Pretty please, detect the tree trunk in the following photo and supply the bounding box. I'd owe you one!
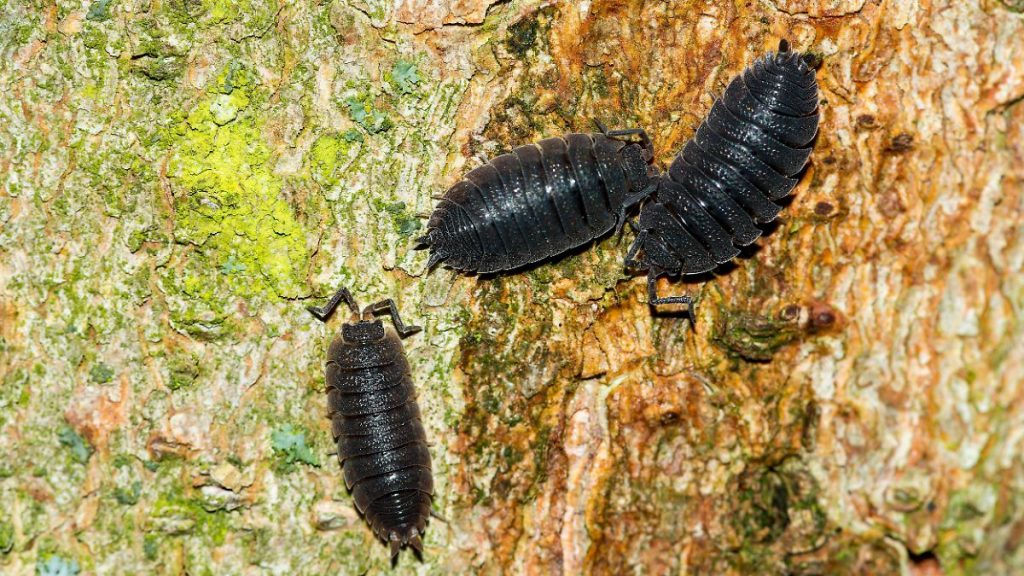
[2,0,1023,574]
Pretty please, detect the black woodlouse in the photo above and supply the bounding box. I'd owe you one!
[416,124,659,274]
[626,40,820,311]
[308,287,434,560]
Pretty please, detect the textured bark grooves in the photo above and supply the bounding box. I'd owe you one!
[1,0,1023,575]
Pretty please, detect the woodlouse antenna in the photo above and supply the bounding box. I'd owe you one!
[307,285,360,322]
[365,298,422,337]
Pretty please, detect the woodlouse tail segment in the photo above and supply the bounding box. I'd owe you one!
[307,285,360,322]
[414,231,448,272]
[800,51,823,70]
[366,298,422,338]
[409,533,424,555]
[425,251,446,271]
[776,38,822,70]
[413,232,431,250]
[389,535,402,562]
[387,528,424,562]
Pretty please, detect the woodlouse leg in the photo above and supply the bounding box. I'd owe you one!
[615,180,659,237]
[647,272,696,321]
[623,226,647,270]
[593,119,654,160]
[366,299,422,337]
[307,286,360,322]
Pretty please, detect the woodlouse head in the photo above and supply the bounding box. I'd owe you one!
[308,286,421,339]
[342,320,386,343]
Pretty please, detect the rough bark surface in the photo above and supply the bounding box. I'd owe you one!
[2,0,1023,574]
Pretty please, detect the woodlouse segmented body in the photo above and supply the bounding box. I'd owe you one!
[626,40,820,310]
[417,126,659,274]
[308,287,433,560]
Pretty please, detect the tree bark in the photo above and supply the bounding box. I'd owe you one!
[1,0,1023,574]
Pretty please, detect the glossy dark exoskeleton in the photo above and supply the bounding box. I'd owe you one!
[308,287,433,560]
[416,124,659,274]
[626,40,820,312]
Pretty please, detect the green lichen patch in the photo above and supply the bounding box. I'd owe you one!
[0,368,30,426]
[200,0,277,29]
[505,11,546,57]
[113,481,143,506]
[148,498,232,544]
[58,426,93,465]
[344,94,393,135]
[130,38,185,82]
[1001,0,1024,13]
[732,469,792,546]
[204,0,246,23]
[166,352,201,391]
[89,362,115,384]
[724,460,830,573]
[0,521,13,554]
[937,484,998,566]
[36,555,80,576]
[712,308,803,362]
[166,67,308,300]
[389,60,420,95]
[270,425,320,472]
[86,0,114,22]
[375,200,422,238]
[143,467,237,546]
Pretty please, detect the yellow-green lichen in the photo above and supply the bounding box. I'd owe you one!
[309,133,357,187]
[167,66,308,300]
[0,521,13,554]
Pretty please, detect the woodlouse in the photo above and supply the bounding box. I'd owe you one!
[626,40,820,311]
[308,287,434,560]
[416,124,659,274]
